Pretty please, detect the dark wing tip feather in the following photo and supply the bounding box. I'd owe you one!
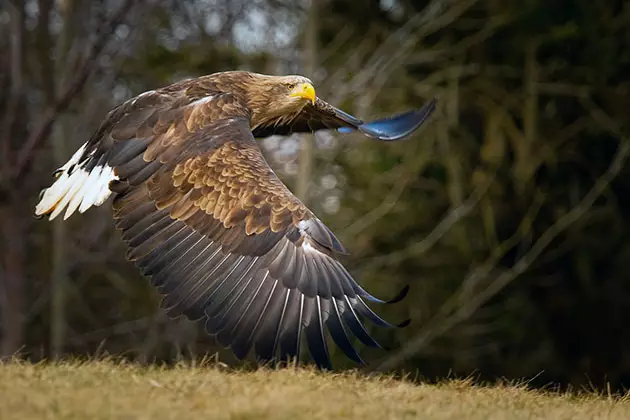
[353,282,409,305]
[386,284,409,304]
[397,318,411,328]
[338,97,438,141]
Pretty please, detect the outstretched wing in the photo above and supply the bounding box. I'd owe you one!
[112,116,407,369]
[252,96,438,142]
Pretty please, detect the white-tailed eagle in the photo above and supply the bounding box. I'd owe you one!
[35,71,436,369]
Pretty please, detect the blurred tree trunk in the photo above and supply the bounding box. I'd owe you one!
[443,66,463,205]
[0,0,27,358]
[50,0,78,360]
[514,39,540,193]
[50,131,69,359]
[477,106,504,248]
[296,0,318,202]
[440,69,471,257]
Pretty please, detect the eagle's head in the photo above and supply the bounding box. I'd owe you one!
[245,73,316,128]
[283,75,317,105]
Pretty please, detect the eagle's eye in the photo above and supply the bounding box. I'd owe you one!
[286,82,297,90]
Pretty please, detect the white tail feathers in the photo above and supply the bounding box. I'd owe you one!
[34,143,118,220]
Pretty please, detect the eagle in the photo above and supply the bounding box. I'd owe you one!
[34,71,436,369]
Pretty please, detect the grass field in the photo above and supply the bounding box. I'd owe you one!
[1,361,629,419]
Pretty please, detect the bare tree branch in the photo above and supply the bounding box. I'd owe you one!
[363,170,496,271]
[342,176,411,238]
[11,0,140,180]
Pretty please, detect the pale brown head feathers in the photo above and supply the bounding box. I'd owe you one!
[241,73,316,129]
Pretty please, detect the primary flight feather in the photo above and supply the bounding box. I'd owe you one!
[34,71,436,369]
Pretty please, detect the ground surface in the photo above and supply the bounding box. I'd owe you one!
[1,361,629,419]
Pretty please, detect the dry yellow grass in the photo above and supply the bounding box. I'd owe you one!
[1,361,629,419]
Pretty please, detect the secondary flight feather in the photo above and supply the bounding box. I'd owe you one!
[34,71,436,369]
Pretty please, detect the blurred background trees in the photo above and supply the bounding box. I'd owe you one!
[2,0,630,391]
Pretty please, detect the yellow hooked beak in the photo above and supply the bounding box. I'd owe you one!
[290,82,316,105]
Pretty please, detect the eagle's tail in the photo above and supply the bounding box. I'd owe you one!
[34,142,117,221]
